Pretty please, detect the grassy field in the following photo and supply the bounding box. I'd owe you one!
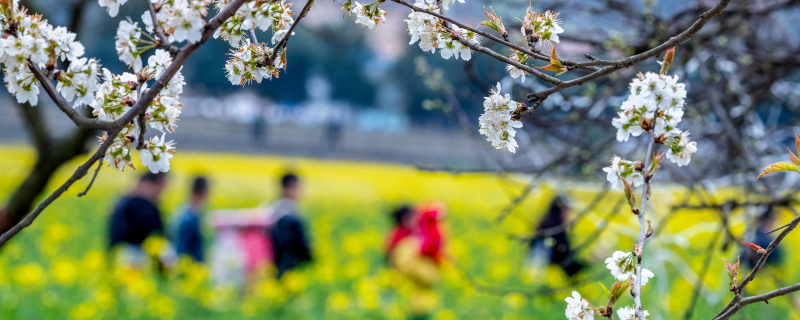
[0,145,798,319]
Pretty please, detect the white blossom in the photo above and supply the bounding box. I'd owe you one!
[216,0,293,46]
[478,83,524,153]
[115,20,142,71]
[521,10,564,46]
[98,0,129,18]
[612,72,691,146]
[665,130,697,167]
[349,1,387,30]
[604,251,654,286]
[56,58,101,108]
[439,0,465,12]
[436,25,477,61]
[405,0,439,54]
[140,133,176,173]
[617,306,649,320]
[602,156,643,190]
[224,39,282,85]
[565,291,594,320]
[5,64,39,105]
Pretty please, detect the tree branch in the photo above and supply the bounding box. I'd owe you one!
[527,0,732,105]
[27,62,117,130]
[0,0,249,247]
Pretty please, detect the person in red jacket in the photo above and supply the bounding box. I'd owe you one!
[416,201,446,264]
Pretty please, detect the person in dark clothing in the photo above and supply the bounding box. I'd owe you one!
[269,173,312,278]
[109,173,168,249]
[528,196,585,277]
[742,206,782,268]
[176,176,209,262]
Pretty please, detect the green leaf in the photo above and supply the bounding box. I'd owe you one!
[480,21,498,32]
[757,162,799,179]
[597,281,610,296]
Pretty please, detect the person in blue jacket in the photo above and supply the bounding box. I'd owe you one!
[176,176,209,262]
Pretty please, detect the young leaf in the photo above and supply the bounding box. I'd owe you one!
[740,241,768,254]
[659,47,675,75]
[756,162,799,179]
[795,131,800,158]
[787,148,800,166]
[535,47,567,75]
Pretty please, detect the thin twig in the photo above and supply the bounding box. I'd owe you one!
[267,0,315,65]
[78,158,103,197]
[527,0,732,105]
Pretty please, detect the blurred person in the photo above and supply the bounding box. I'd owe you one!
[175,176,209,262]
[269,173,312,278]
[385,205,413,261]
[527,196,585,278]
[742,206,783,268]
[109,172,168,249]
[390,201,447,320]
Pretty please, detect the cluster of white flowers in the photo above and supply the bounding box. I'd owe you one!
[604,251,655,285]
[506,50,529,82]
[55,58,101,108]
[611,72,696,166]
[91,48,183,172]
[664,130,697,167]
[405,0,477,60]
[224,39,283,85]
[140,133,176,173]
[521,9,563,46]
[478,83,524,153]
[617,306,649,320]
[602,156,643,190]
[142,50,185,132]
[215,0,294,46]
[140,0,210,44]
[565,291,595,320]
[0,1,90,106]
[115,20,143,71]
[345,1,387,30]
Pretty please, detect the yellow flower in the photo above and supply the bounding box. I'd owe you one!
[69,302,97,320]
[51,258,79,286]
[326,292,350,312]
[434,309,457,320]
[82,250,106,273]
[503,293,527,309]
[281,270,307,294]
[13,263,46,290]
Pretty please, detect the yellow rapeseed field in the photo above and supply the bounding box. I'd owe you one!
[0,145,798,319]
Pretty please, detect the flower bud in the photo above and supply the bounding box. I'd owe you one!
[607,280,629,308]
[645,220,654,239]
[659,47,675,75]
[722,256,740,291]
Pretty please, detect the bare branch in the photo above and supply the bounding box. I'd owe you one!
[0,125,120,246]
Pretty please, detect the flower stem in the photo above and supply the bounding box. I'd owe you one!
[634,129,656,319]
